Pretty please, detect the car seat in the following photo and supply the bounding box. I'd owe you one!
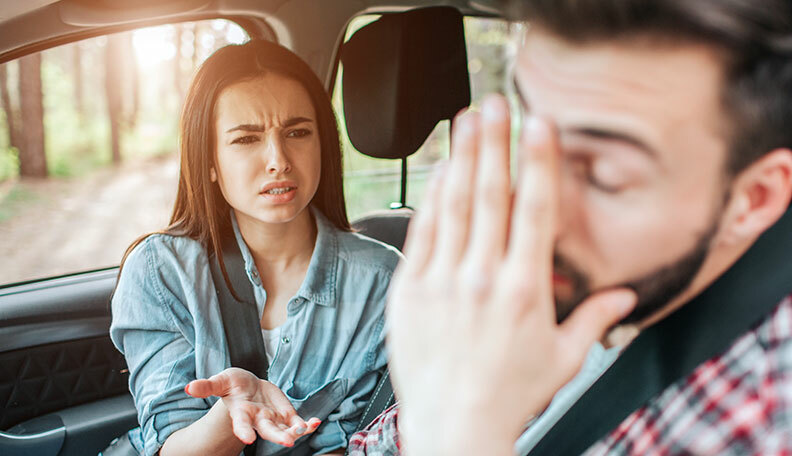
[341,6,471,251]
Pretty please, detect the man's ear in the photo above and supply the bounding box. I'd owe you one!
[719,148,792,245]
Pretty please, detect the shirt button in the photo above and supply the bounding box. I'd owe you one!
[282,337,291,344]
[251,269,258,278]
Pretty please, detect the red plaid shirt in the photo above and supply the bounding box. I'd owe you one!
[348,297,792,455]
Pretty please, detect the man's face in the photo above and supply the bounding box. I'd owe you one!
[514,29,732,323]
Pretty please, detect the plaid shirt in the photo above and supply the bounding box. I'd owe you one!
[348,296,792,456]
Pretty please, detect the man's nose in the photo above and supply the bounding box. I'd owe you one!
[264,135,291,174]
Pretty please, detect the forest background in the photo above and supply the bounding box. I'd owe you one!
[0,17,509,284]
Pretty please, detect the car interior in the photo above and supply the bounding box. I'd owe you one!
[0,1,500,454]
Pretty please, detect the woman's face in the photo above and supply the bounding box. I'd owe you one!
[213,73,321,227]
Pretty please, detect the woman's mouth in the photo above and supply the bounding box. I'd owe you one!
[260,182,298,203]
[262,187,295,195]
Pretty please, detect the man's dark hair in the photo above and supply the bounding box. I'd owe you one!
[506,0,792,176]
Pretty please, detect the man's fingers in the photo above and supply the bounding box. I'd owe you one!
[401,165,446,276]
[507,117,560,281]
[185,372,230,398]
[558,288,637,354]
[434,111,480,266]
[467,96,512,269]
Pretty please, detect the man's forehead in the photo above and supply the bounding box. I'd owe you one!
[512,29,728,159]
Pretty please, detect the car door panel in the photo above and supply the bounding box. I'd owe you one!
[0,270,135,456]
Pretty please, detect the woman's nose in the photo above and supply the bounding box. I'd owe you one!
[264,136,291,174]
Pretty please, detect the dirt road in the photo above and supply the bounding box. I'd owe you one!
[0,155,178,285]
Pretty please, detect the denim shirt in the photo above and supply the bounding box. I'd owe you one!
[110,209,401,456]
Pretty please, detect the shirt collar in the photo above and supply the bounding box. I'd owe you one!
[230,207,338,307]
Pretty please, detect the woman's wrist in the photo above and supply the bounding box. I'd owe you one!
[160,399,245,456]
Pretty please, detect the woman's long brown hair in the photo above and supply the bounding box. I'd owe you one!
[119,39,350,293]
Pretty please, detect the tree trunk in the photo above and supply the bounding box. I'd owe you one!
[122,32,138,130]
[18,53,47,178]
[0,63,21,151]
[105,34,123,164]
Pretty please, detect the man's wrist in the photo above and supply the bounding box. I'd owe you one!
[399,408,516,456]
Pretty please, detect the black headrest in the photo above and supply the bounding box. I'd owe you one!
[341,6,471,160]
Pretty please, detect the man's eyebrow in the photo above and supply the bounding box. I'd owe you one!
[225,116,313,133]
[511,76,657,160]
[567,127,658,160]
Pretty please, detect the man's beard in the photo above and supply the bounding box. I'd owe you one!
[553,221,720,325]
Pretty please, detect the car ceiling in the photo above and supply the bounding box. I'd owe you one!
[0,0,502,85]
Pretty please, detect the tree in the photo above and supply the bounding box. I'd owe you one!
[18,53,47,178]
[122,32,138,130]
[0,63,21,152]
[105,34,123,164]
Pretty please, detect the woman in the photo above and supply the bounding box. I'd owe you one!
[110,39,400,456]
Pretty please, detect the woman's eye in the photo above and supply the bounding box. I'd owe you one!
[286,128,312,139]
[231,135,259,145]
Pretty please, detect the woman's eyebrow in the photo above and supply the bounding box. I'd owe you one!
[225,116,314,133]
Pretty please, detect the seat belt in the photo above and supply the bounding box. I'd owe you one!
[209,227,268,456]
[526,206,792,456]
[355,369,396,430]
[212,225,398,455]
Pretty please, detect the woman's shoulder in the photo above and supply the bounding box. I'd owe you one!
[334,229,403,274]
[125,232,206,265]
[118,232,209,288]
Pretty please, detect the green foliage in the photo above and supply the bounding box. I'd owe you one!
[0,184,38,222]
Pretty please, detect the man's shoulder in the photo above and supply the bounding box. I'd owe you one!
[588,297,792,455]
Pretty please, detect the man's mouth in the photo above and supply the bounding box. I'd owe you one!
[552,272,570,285]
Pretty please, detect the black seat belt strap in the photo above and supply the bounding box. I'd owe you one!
[358,369,396,430]
[210,227,268,456]
[527,206,792,455]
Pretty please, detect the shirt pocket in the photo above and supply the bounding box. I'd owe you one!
[284,377,351,420]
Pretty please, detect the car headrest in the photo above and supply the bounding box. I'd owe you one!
[341,6,471,160]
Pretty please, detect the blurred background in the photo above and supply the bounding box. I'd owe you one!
[0,16,510,285]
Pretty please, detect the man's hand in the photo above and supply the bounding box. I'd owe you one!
[186,367,321,447]
[386,95,636,455]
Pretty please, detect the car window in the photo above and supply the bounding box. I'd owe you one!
[0,19,248,286]
[333,15,512,220]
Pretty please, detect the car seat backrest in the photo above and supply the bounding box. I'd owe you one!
[352,208,413,251]
[341,6,470,250]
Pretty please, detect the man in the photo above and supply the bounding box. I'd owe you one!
[355,0,792,454]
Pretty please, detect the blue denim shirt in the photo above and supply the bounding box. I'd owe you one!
[110,209,401,455]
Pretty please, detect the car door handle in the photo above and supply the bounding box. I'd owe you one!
[0,415,65,456]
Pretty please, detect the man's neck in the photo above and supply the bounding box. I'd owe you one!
[604,237,756,348]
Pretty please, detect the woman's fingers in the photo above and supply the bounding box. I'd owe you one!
[287,415,321,436]
[228,405,258,445]
[253,411,297,447]
[185,372,230,398]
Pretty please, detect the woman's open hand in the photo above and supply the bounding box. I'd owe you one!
[186,367,321,447]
